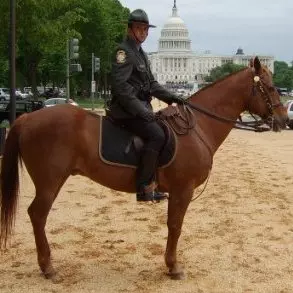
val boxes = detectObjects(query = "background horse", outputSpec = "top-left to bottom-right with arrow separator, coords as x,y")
0,57 -> 288,280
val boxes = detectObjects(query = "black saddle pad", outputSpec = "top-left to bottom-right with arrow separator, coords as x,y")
99,117 -> 176,168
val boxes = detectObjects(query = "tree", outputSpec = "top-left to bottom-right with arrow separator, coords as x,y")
0,0 -> 87,95
0,1 -> 10,87
0,0 -> 128,97
0,59 -> 9,87
73,0 -> 129,95
17,0 -> 88,96
204,63 -> 245,83
273,61 -> 293,91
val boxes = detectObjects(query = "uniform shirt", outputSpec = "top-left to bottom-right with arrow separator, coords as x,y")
109,36 -> 176,119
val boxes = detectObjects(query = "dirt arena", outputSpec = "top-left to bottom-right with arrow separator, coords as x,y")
1,107 -> 293,292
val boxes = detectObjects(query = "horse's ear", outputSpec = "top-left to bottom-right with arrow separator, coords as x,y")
253,56 -> 261,74
249,58 -> 254,68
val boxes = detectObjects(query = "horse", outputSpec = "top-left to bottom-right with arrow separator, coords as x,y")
0,57 -> 288,281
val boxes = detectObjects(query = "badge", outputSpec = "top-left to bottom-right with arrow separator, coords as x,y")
116,50 -> 126,64
254,76 -> 260,82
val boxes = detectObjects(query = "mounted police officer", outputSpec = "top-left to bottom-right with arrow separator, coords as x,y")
109,9 -> 183,202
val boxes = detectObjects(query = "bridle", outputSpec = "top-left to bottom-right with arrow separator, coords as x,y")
163,69 -> 282,202
159,68 -> 283,202
175,69 -> 282,132
248,73 -> 283,129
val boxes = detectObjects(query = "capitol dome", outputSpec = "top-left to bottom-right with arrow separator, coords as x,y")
164,15 -> 185,26
158,1 -> 191,52
147,1 -> 274,88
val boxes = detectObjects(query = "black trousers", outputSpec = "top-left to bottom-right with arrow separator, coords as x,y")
120,118 -> 165,152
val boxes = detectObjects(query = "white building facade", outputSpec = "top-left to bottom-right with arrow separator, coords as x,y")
148,1 -> 274,88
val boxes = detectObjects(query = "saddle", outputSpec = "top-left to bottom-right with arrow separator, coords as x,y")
99,105 -> 195,168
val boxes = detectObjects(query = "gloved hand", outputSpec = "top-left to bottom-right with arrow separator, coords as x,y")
139,110 -> 156,122
172,95 -> 185,105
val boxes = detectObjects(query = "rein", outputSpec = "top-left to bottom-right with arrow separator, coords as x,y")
157,105 -> 195,135
162,101 -> 270,134
174,71 -> 280,132
158,69 -> 279,201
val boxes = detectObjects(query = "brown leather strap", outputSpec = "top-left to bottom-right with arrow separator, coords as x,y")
156,105 -> 196,135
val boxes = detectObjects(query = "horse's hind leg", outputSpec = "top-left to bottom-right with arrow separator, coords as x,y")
165,183 -> 194,280
28,188 -> 60,279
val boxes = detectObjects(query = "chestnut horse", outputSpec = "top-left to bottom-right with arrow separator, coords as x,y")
0,57 -> 288,280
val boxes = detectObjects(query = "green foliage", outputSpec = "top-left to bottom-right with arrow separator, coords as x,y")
38,53 -> 67,88
72,0 -> 129,92
0,59 -> 9,87
273,61 -> 293,91
0,0 -> 128,94
204,63 -> 246,83
205,61 -> 293,91
2,1 -> 291,94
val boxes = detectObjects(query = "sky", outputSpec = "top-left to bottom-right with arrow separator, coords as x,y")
119,0 -> 293,63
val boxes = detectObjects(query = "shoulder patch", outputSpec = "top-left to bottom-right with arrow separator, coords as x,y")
116,50 -> 126,64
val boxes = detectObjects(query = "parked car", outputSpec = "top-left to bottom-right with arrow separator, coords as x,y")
284,100 -> 293,129
276,87 -> 289,96
40,88 -> 59,99
0,100 -> 44,125
15,89 -> 31,99
43,98 -> 78,107
0,88 -> 10,101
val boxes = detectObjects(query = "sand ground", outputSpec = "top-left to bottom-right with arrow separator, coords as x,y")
1,103 -> 293,292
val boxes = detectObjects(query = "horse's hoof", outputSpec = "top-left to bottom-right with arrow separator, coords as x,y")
168,270 -> 185,280
43,270 -> 55,279
170,272 -> 185,280
43,266 -> 57,280
51,274 -> 64,284
43,271 -> 64,283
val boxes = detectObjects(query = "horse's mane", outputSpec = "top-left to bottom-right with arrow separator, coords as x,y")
189,67 -> 248,99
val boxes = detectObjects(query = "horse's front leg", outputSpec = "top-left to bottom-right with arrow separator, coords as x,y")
165,183 -> 194,280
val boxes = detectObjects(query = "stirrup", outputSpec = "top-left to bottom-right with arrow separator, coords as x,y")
136,181 -> 168,202
136,190 -> 168,202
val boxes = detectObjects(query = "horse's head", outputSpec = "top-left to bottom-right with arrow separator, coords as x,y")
247,57 -> 288,131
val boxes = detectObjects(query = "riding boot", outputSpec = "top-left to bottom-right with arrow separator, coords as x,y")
136,148 -> 168,202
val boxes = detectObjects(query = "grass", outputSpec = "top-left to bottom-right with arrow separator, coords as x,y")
75,97 -> 106,109
75,95 -> 292,108
281,95 -> 293,104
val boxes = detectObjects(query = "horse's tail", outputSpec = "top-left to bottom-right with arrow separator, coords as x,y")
0,116 -> 24,249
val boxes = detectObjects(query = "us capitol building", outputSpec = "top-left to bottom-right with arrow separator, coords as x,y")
148,1 -> 274,91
